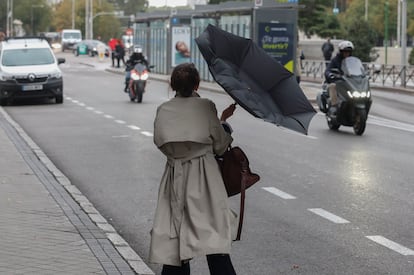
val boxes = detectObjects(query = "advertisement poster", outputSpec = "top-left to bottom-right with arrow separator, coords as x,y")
258,22 -> 294,72
171,26 -> 191,67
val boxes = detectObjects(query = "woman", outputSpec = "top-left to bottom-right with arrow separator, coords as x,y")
150,63 -> 238,275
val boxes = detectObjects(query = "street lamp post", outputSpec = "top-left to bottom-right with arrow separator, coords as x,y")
401,0 -> 407,87
7,0 -> 13,37
72,0 -> 75,29
31,4 -> 44,35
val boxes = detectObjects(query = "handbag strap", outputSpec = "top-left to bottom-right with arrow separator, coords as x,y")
235,158 -> 249,241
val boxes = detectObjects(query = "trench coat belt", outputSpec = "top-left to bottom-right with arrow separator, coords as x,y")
166,148 -> 213,238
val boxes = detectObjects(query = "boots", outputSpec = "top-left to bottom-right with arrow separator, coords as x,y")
328,105 -> 338,116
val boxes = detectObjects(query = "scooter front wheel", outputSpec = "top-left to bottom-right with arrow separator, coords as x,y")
353,109 -> 367,135
326,115 -> 340,130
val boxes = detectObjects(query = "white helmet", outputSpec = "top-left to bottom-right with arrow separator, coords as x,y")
338,40 -> 354,51
134,45 -> 143,53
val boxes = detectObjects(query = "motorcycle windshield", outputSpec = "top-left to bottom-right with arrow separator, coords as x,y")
341,56 -> 366,77
134,63 -> 147,72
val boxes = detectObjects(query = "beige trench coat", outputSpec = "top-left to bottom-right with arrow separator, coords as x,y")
149,96 -> 238,266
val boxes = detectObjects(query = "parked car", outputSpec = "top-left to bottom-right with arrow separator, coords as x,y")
0,36 -> 65,106
73,40 -> 110,57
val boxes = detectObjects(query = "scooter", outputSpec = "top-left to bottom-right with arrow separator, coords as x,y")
125,61 -> 151,103
316,56 -> 372,135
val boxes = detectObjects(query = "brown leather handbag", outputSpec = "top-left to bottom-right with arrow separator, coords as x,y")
216,146 -> 260,240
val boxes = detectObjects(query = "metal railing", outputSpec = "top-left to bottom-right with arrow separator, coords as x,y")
302,60 -> 414,89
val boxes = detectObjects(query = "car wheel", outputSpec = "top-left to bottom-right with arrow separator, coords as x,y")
55,95 -> 63,104
0,98 -> 8,106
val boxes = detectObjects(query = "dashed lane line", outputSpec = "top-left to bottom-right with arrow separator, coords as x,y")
66,96 -> 153,138
262,187 -> 296,199
366,235 -> 414,256
127,125 -> 141,130
308,208 -> 350,224
141,131 -> 153,137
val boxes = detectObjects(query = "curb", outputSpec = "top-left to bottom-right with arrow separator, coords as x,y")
0,107 -> 155,275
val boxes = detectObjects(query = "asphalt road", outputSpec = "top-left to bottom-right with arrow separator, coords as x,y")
4,53 -> 414,275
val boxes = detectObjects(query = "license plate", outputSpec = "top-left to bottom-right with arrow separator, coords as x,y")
22,84 -> 43,91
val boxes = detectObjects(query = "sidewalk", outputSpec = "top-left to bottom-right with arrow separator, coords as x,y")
0,109 -> 154,274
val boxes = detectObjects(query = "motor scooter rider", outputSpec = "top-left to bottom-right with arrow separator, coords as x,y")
124,45 -> 150,92
324,40 -> 354,115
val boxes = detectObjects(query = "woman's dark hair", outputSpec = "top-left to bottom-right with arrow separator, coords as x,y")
170,63 -> 200,97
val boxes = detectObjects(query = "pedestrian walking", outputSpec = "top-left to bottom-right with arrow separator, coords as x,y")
108,38 -> 117,67
115,39 -> 126,68
150,63 -> 238,275
322,37 -> 334,67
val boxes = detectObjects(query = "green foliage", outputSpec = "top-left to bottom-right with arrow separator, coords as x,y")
409,48 -> 414,66
343,19 -> 377,62
54,0 -> 121,42
0,0 -> 52,35
108,0 -> 148,13
298,0 -> 341,39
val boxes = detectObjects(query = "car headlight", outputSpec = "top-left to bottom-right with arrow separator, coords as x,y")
50,71 -> 62,79
0,73 -> 14,81
347,90 -> 371,98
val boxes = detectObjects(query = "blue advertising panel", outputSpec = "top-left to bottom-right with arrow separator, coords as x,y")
258,22 -> 294,72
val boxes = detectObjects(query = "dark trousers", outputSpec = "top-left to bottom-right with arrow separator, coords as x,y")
161,254 -> 236,275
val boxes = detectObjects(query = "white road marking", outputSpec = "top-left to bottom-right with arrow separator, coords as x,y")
368,115 -> 414,133
262,187 -> 296,199
66,96 -> 72,100
316,113 -> 414,133
127,125 -> 141,130
78,102 -> 85,107
86,106 -> 95,111
115,120 -> 126,124
94,110 -> 103,114
112,135 -> 130,138
141,131 -> 153,137
308,208 -> 350,224
72,99 -> 79,104
366,235 -> 414,256
104,114 -> 114,119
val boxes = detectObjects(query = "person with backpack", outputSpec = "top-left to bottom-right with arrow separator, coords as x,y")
322,37 -> 334,67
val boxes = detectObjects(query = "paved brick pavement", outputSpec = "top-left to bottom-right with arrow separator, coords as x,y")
0,107 -> 154,275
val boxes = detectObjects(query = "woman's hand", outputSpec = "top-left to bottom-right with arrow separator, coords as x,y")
220,103 -> 236,121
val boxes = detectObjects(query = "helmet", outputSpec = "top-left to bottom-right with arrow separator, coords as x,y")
133,45 -> 143,53
338,40 -> 354,51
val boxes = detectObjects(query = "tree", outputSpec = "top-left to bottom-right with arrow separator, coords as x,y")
0,0 -> 52,35
343,19 -> 377,62
107,0 -> 148,14
298,0 -> 341,38
53,0 -> 121,42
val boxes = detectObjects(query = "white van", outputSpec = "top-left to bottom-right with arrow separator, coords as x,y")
0,37 -> 65,106
61,29 -> 82,52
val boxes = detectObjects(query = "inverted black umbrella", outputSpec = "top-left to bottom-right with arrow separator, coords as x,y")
195,24 -> 316,135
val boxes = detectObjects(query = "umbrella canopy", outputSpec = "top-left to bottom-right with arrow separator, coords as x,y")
195,24 -> 316,135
